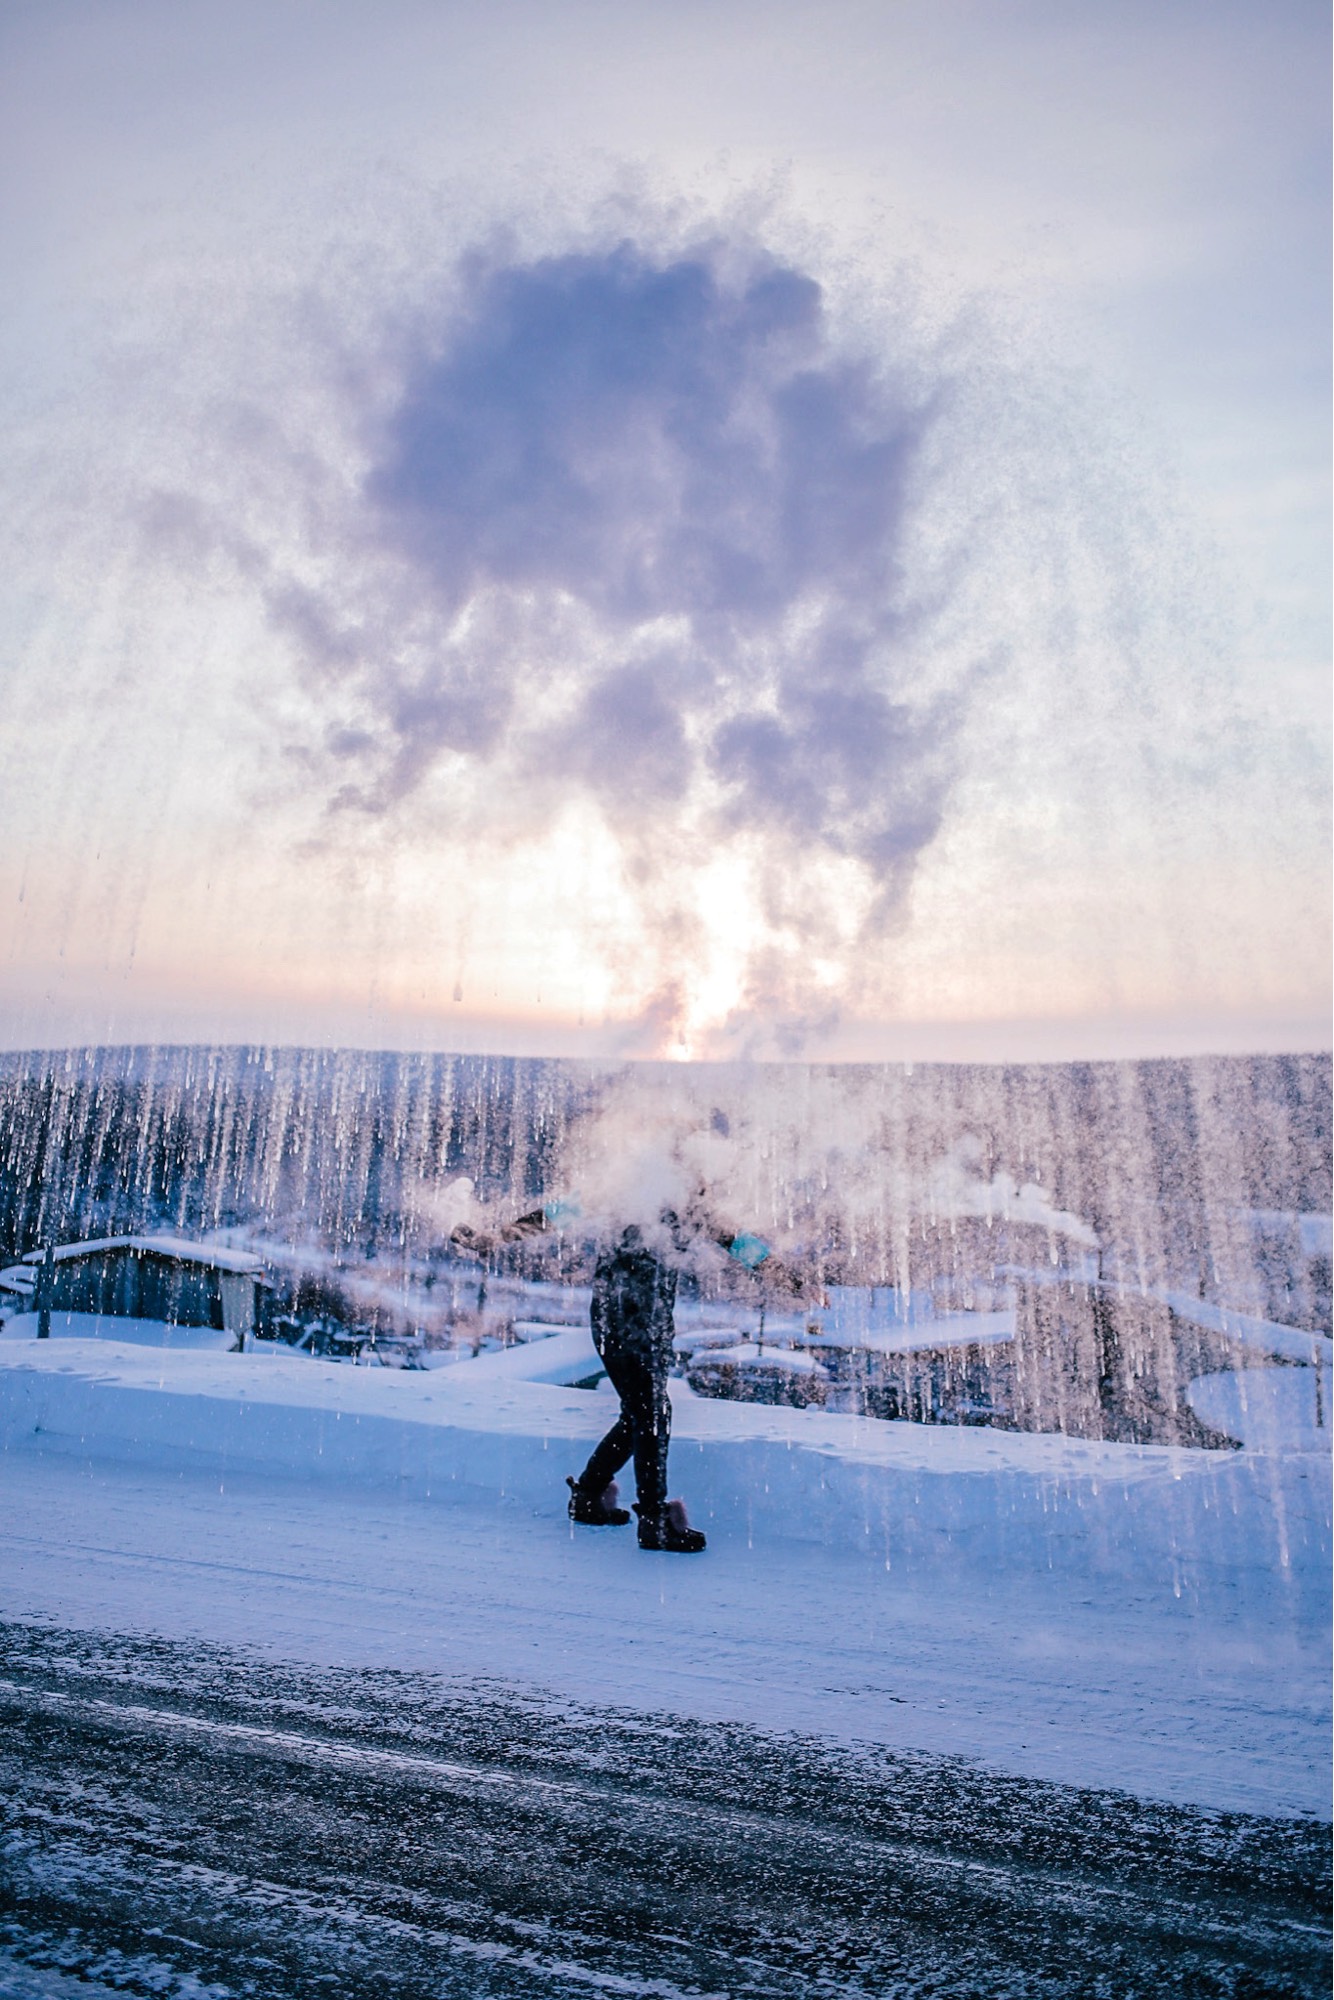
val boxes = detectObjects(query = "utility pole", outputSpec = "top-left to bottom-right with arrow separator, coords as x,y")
35,1244 -> 55,1339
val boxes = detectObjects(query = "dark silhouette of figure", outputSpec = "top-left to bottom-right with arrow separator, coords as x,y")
568,1224 -> 706,1552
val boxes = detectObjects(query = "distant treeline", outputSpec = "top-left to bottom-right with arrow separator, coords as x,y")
0,1046 -> 1328,1322
0,1046 -> 589,1258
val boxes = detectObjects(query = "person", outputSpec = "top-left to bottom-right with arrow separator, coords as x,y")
566,1221 -> 708,1553
452,1194 -> 797,1554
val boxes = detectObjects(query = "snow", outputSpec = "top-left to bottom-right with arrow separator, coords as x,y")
1187,1368 -> 1328,1454
17,1235 -> 264,1274
0,1325 -> 1327,1821
806,1311 -> 1016,1357
510,1318 -> 596,1346
805,1286 -> 1017,1355
1157,1290 -> 1334,1366
436,1325 -> 604,1384
668,1295 -> 1018,1358
687,1341 -> 823,1372
0,1311 -> 235,1352
1299,1212 -> 1333,1258
0,1946 -> 200,2000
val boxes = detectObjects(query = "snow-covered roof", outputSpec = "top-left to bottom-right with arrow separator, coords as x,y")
805,1309 -> 1016,1357
18,1235 -> 262,1275
1234,1210 -> 1332,1258
688,1343 -> 824,1373
511,1318 -> 591,1342
1157,1291 -> 1333,1367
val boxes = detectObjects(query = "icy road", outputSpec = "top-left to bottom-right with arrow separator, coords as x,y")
0,1620 -> 1328,2000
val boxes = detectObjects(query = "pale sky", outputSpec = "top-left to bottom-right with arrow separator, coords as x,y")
1,0 -> 1328,1060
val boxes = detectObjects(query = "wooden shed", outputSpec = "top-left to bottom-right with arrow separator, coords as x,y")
3,1236 -> 263,1340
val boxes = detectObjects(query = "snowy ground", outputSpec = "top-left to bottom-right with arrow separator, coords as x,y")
0,1317 -> 1328,1821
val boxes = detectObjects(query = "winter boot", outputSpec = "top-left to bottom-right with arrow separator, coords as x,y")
566,1476 -> 631,1526
635,1498 -> 707,1553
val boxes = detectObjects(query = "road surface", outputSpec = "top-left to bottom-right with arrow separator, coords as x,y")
0,1620 -> 1327,1998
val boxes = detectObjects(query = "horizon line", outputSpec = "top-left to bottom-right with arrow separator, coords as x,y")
1,1037 -> 1329,1074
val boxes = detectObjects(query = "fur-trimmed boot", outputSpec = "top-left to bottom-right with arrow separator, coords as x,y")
635,1498 -> 706,1553
566,1476 -> 631,1526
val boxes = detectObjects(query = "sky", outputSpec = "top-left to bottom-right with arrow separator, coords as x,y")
0,0 -> 1328,1062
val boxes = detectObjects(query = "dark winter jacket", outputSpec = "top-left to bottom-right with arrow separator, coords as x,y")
590,1236 -> 677,1365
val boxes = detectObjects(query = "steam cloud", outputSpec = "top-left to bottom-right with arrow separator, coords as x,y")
262,236 -> 976,1042
511,1063 -> 1099,1282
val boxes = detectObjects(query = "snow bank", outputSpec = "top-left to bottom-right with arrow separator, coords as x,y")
0,1329 -> 1327,1625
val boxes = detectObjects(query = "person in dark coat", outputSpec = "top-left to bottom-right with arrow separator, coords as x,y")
567,1222 -> 707,1553
453,1197 -> 793,1554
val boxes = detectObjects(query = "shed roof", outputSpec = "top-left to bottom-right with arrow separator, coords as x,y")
19,1235 -> 262,1276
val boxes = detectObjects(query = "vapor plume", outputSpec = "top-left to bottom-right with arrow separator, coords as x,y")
260,235 -> 976,1047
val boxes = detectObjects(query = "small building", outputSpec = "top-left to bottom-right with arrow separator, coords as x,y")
678,1290 -> 1017,1424
686,1341 -> 830,1409
804,1287 -> 1017,1425
0,1236 -> 263,1341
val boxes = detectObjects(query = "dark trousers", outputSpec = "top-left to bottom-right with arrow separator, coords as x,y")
578,1341 -> 671,1516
